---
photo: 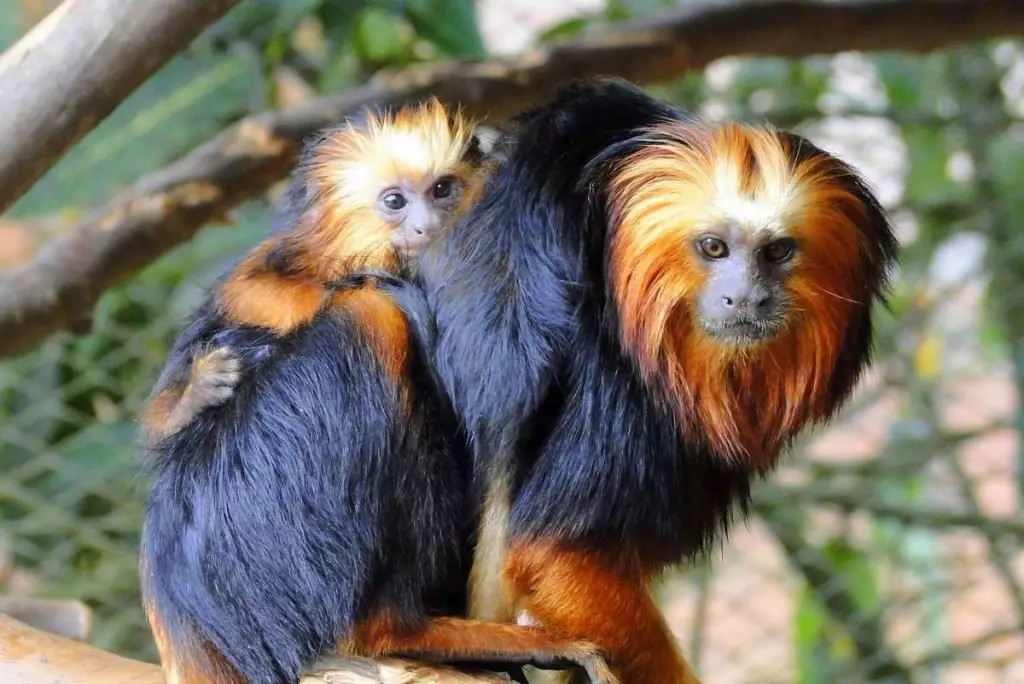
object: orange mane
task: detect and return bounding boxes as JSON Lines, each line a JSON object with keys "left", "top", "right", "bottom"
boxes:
{"left": 607, "top": 122, "right": 888, "bottom": 470}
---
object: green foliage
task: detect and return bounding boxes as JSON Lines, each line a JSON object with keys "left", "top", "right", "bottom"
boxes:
{"left": 405, "top": 0, "right": 485, "bottom": 59}
{"left": 794, "top": 539, "right": 882, "bottom": 683}
{"left": 9, "top": 53, "right": 262, "bottom": 217}
{"left": 0, "top": 3, "right": 20, "bottom": 51}
{"left": 353, "top": 7, "right": 416, "bottom": 64}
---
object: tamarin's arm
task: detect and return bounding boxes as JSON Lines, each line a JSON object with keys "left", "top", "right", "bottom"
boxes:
{"left": 139, "top": 295, "right": 269, "bottom": 444}
{"left": 140, "top": 345, "right": 241, "bottom": 443}
{"left": 350, "top": 613, "right": 617, "bottom": 684}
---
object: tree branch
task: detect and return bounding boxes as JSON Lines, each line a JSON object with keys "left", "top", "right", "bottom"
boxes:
{"left": 754, "top": 482, "right": 1024, "bottom": 538}
{"left": 1, "top": 0, "right": 1023, "bottom": 358}
{"left": 0, "top": 0, "right": 244, "bottom": 219}
{"left": 0, "top": 596, "right": 92, "bottom": 641}
{"left": 0, "top": 615, "right": 518, "bottom": 684}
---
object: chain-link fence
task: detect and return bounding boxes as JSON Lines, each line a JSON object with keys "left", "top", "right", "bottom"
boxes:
{"left": 1, "top": 2, "right": 1023, "bottom": 682}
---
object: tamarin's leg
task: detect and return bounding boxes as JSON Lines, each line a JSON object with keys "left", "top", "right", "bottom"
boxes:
{"left": 504, "top": 540, "right": 702, "bottom": 684}
{"left": 141, "top": 346, "right": 241, "bottom": 442}
{"left": 144, "top": 601, "right": 243, "bottom": 684}
{"left": 351, "top": 613, "right": 619, "bottom": 684}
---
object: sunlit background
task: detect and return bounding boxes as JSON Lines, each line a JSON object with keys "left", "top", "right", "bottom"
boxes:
{"left": 1, "top": 1, "right": 1022, "bottom": 682}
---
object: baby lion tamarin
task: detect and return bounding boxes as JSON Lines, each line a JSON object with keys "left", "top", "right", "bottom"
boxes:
{"left": 140, "top": 101, "right": 483, "bottom": 444}
{"left": 139, "top": 100, "right": 613, "bottom": 684}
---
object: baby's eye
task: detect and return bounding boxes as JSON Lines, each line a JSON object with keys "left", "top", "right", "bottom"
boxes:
{"left": 381, "top": 192, "right": 407, "bottom": 211}
{"left": 432, "top": 176, "right": 458, "bottom": 200}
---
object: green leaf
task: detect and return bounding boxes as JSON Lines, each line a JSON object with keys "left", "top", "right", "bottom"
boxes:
{"left": 901, "top": 128, "right": 961, "bottom": 211}
{"left": 353, "top": 7, "right": 412, "bottom": 64}
{"left": 603, "top": 0, "right": 634, "bottom": 22}
{"left": 821, "top": 539, "right": 879, "bottom": 611}
{"left": 872, "top": 53, "right": 926, "bottom": 111}
{"left": 794, "top": 589, "right": 835, "bottom": 684}
{"left": 318, "top": 0, "right": 367, "bottom": 35}
{"left": 538, "top": 17, "right": 593, "bottom": 44}
{"left": 793, "top": 57, "right": 833, "bottom": 108}
{"left": 873, "top": 52, "right": 949, "bottom": 113}
{"left": 602, "top": 0, "right": 675, "bottom": 22}
{"left": 198, "top": 0, "right": 318, "bottom": 51}
{"left": 405, "top": 0, "right": 485, "bottom": 59}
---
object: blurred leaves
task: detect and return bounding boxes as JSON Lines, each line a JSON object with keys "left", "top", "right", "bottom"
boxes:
{"left": 353, "top": 7, "right": 416, "bottom": 64}
{"left": 913, "top": 335, "right": 943, "bottom": 381}
{"left": 794, "top": 539, "right": 882, "bottom": 683}
{"left": 8, "top": 53, "right": 262, "bottom": 217}
{"left": 405, "top": 0, "right": 485, "bottom": 59}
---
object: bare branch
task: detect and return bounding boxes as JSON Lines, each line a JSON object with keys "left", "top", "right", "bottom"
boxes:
{"left": 0, "top": 0, "right": 244, "bottom": 217}
{"left": 0, "top": 596, "right": 92, "bottom": 641}
{"left": 755, "top": 483, "right": 1024, "bottom": 538}
{"left": 1, "top": 0, "right": 1023, "bottom": 358}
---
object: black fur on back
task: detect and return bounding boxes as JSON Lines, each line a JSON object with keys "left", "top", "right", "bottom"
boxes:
{"left": 140, "top": 285, "right": 472, "bottom": 683}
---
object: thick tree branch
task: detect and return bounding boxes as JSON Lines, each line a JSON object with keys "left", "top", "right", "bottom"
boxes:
{"left": 0, "top": 0, "right": 244, "bottom": 217}
{"left": 2, "top": 0, "right": 1024, "bottom": 358}
{"left": 0, "top": 615, "right": 519, "bottom": 684}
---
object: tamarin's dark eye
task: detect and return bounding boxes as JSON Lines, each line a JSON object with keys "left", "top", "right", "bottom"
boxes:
{"left": 698, "top": 236, "right": 729, "bottom": 260}
{"left": 381, "top": 192, "right": 407, "bottom": 211}
{"left": 432, "top": 177, "right": 456, "bottom": 200}
{"left": 763, "top": 238, "right": 796, "bottom": 264}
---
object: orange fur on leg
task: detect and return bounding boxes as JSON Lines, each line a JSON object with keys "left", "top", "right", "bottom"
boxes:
{"left": 504, "top": 540, "right": 701, "bottom": 684}
{"left": 140, "top": 387, "right": 182, "bottom": 439}
{"left": 348, "top": 613, "right": 617, "bottom": 683}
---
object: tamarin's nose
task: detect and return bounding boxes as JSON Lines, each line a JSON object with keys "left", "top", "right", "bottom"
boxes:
{"left": 722, "top": 288, "right": 773, "bottom": 312}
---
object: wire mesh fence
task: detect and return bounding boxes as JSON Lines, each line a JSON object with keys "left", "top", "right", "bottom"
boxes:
{"left": 1, "top": 2, "right": 1023, "bottom": 683}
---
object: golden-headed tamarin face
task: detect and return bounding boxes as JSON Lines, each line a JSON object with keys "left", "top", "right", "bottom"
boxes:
{"left": 298, "top": 98, "right": 483, "bottom": 272}
{"left": 607, "top": 121, "right": 894, "bottom": 467}
{"left": 608, "top": 122, "right": 885, "bottom": 351}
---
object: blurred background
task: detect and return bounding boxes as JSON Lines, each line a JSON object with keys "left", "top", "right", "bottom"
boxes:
{"left": 1, "top": 1, "right": 1022, "bottom": 682}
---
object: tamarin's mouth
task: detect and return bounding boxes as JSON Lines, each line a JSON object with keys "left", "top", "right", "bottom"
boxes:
{"left": 702, "top": 317, "right": 783, "bottom": 344}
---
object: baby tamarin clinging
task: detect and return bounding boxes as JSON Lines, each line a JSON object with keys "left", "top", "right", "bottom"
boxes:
{"left": 139, "top": 100, "right": 614, "bottom": 684}
{"left": 140, "top": 101, "right": 490, "bottom": 443}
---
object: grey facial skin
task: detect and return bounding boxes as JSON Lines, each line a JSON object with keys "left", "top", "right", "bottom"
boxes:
{"left": 380, "top": 175, "right": 462, "bottom": 257}
{"left": 693, "top": 223, "right": 798, "bottom": 344}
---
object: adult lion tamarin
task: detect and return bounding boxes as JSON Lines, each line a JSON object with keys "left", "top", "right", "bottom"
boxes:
{"left": 138, "top": 100, "right": 613, "bottom": 684}
{"left": 393, "top": 78, "right": 899, "bottom": 683}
